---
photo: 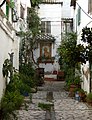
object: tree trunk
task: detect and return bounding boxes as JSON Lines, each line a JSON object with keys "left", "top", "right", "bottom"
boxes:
{"left": 31, "top": 49, "right": 39, "bottom": 68}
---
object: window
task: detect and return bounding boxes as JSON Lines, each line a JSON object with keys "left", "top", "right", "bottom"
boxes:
{"left": 64, "top": 22, "right": 73, "bottom": 33}
{"left": 62, "top": 19, "right": 73, "bottom": 34}
{"left": 88, "top": 0, "right": 92, "bottom": 14}
{"left": 20, "top": 4, "right": 25, "bottom": 19}
{"left": 12, "top": 8, "right": 18, "bottom": 22}
{"left": 41, "top": 21, "right": 51, "bottom": 34}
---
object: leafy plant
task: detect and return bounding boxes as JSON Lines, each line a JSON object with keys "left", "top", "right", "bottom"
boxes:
{"left": 58, "top": 32, "right": 86, "bottom": 89}
{"left": 0, "top": 91, "right": 24, "bottom": 120}
{"left": 19, "top": 83, "right": 31, "bottom": 96}
{"left": 73, "top": 76, "right": 82, "bottom": 86}
{"left": 6, "top": 72, "right": 32, "bottom": 96}
{"left": 58, "top": 32, "right": 86, "bottom": 69}
{"left": 19, "top": 63, "right": 36, "bottom": 88}
{"left": 2, "top": 59, "right": 12, "bottom": 78}
{"left": 19, "top": 7, "right": 41, "bottom": 67}
{"left": 19, "top": 63, "right": 35, "bottom": 77}
{"left": 6, "top": 74, "right": 23, "bottom": 92}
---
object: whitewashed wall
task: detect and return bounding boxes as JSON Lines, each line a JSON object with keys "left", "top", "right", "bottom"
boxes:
{"left": 62, "top": 0, "right": 73, "bottom": 18}
{"left": 0, "top": 15, "right": 19, "bottom": 99}
{"left": 73, "top": 0, "right": 92, "bottom": 93}
{"left": 0, "top": 0, "right": 31, "bottom": 100}
{"left": 36, "top": 3, "right": 62, "bottom": 73}
{"left": 35, "top": 1, "right": 73, "bottom": 73}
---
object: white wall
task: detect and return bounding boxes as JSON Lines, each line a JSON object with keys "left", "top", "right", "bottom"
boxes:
{"left": 36, "top": 4, "right": 62, "bottom": 72}
{"left": 35, "top": 1, "right": 73, "bottom": 73}
{"left": 73, "top": 0, "right": 92, "bottom": 93}
{"left": 39, "top": 3, "right": 62, "bottom": 43}
{"left": 0, "top": 18, "right": 19, "bottom": 99}
{"left": 62, "top": 0, "right": 73, "bottom": 18}
{"left": 13, "top": 0, "right": 31, "bottom": 32}
{"left": 0, "top": 0, "right": 31, "bottom": 100}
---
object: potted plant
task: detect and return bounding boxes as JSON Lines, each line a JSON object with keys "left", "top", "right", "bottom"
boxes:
{"left": 78, "top": 89, "right": 86, "bottom": 102}
{"left": 20, "top": 83, "right": 31, "bottom": 97}
{"left": 68, "top": 75, "right": 82, "bottom": 97}
{"left": 74, "top": 88, "right": 87, "bottom": 102}
{"left": 6, "top": 0, "right": 10, "bottom": 3}
{"left": 69, "top": 84, "right": 77, "bottom": 97}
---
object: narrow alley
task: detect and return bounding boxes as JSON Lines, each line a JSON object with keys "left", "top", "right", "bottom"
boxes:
{"left": 13, "top": 81, "right": 92, "bottom": 120}
{"left": 1, "top": 0, "right": 92, "bottom": 120}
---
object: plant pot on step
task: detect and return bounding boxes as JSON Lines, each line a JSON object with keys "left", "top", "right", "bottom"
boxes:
{"left": 79, "top": 92, "right": 86, "bottom": 102}
{"left": 69, "top": 84, "right": 77, "bottom": 97}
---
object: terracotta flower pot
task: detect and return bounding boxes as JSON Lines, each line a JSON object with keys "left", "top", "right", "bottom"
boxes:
{"left": 6, "top": 0, "right": 10, "bottom": 3}
{"left": 79, "top": 92, "right": 86, "bottom": 102}
{"left": 69, "top": 84, "right": 77, "bottom": 97}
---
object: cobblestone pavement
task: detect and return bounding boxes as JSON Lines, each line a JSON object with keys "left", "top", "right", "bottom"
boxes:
{"left": 14, "top": 81, "right": 92, "bottom": 120}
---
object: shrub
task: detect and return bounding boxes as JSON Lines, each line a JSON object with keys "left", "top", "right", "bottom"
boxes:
{"left": 6, "top": 72, "right": 33, "bottom": 96}
{"left": 6, "top": 72, "right": 23, "bottom": 92}
{"left": 19, "top": 73, "right": 36, "bottom": 88}
{"left": 19, "top": 63, "right": 36, "bottom": 88}
{"left": 19, "top": 63, "right": 35, "bottom": 77}
{"left": 0, "top": 91, "right": 24, "bottom": 119}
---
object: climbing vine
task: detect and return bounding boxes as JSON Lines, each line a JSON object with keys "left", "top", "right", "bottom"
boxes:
{"left": 19, "top": 7, "right": 41, "bottom": 67}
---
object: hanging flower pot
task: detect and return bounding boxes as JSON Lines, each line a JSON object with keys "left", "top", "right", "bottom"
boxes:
{"left": 6, "top": 0, "right": 10, "bottom": 3}
{"left": 6, "top": 0, "right": 14, "bottom": 8}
